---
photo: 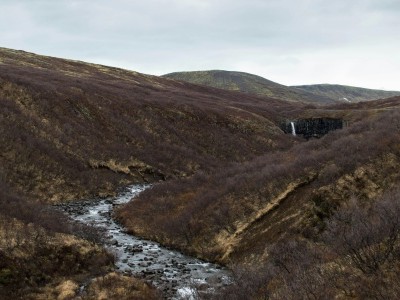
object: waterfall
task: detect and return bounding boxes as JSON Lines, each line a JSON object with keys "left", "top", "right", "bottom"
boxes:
{"left": 290, "top": 122, "right": 296, "bottom": 136}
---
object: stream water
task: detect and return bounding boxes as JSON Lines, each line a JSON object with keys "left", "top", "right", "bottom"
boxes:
{"left": 59, "top": 185, "right": 231, "bottom": 299}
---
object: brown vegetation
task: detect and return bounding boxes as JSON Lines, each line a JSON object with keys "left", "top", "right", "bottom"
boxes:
{"left": 83, "top": 272, "right": 160, "bottom": 300}
{"left": 0, "top": 47, "right": 302, "bottom": 299}
{"left": 216, "top": 189, "right": 400, "bottom": 299}
{"left": 0, "top": 47, "right": 305, "bottom": 203}
{"left": 0, "top": 183, "right": 115, "bottom": 299}
{"left": 2, "top": 47, "right": 400, "bottom": 298}
{"left": 163, "top": 70, "right": 336, "bottom": 104}
{"left": 117, "top": 108, "right": 400, "bottom": 266}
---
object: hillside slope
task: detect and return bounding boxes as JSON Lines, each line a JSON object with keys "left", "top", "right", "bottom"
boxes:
{"left": 0, "top": 47, "right": 303, "bottom": 203}
{"left": 163, "top": 70, "right": 336, "bottom": 104}
{"left": 0, "top": 47, "right": 304, "bottom": 298}
{"left": 293, "top": 83, "right": 400, "bottom": 102}
{"left": 118, "top": 99, "right": 400, "bottom": 261}
{"left": 117, "top": 97, "right": 400, "bottom": 298}
{"left": 3, "top": 47, "right": 400, "bottom": 299}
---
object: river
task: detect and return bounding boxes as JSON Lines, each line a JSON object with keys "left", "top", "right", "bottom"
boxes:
{"left": 59, "top": 185, "right": 231, "bottom": 299}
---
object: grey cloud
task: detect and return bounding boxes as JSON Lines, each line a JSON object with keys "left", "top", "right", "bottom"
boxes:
{"left": 1, "top": 0, "right": 399, "bottom": 90}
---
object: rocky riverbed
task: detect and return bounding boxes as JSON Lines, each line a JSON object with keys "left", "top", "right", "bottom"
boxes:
{"left": 59, "top": 185, "right": 231, "bottom": 299}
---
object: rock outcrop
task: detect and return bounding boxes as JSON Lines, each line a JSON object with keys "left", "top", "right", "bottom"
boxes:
{"left": 282, "top": 118, "right": 343, "bottom": 138}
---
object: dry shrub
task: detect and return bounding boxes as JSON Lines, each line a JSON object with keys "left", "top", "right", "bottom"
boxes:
{"left": 218, "top": 189, "right": 400, "bottom": 299}
{"left": 83, "top": 272, "right": 160, "bottom": 300}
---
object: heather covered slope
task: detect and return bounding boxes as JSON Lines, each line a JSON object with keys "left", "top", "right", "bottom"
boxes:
{"left": 3, "top": 47, "right": 400, "bottom": 299}
{"left": 0, "top": 48, "right": 301, "bottom": 203}
{"left": 117, "top": 97, "right": 400, "bottom": 298}
{"left": 293, "top": 83, "right": 400, "bottom": 102}
{"left": 117, "top": 105, "right": 400, "bottom": 261}
{"left": 0, "top": 47, "right": 304, "bottom": 298}
{"left": 163, "top": 70, "right": 336, "bottom": 104}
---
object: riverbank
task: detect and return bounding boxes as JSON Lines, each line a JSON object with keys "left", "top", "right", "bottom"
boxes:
{"left": 59, "top": 185, "right": 231, "bottom": 299}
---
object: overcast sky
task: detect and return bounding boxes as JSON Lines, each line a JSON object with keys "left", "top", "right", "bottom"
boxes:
{"left": 1, "top": 0, "right": 400, "bottom": 90}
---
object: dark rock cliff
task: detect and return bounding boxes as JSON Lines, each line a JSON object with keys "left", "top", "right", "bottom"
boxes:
{"left": 282, "top": 118, "right": 343, "bottom": 138}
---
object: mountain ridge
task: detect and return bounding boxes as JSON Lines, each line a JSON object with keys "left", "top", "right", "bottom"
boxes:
{"left": 163, "top": 70, "right": 400, "bottom": 104}
{"left": 293, "top": 83, "right": 400, "bottom": 102}
{"left": 163, "top": 70, "right": 336, "bottom": 104}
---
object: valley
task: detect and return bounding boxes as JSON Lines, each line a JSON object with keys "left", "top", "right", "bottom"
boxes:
{"left": 59, "top": 185, "right": 230, "bottom": 299}
{"left": 1, "top": 48, "right": 400, "bottom": 299}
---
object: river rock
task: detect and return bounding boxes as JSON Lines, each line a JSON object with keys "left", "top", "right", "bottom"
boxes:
{"left": 59, "top": 184, "right": 231, "bottom": 299}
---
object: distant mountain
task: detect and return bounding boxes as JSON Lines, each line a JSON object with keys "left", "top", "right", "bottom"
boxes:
{"left": 163, "top": 70, "right": 336, "bottom": 104}
{"left": 292, "top": 84, "right": 400, "bottom": 103}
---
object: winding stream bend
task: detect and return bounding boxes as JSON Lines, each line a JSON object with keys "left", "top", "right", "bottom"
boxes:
{"left": 60, "top": 185, "right": 231, "bottom": 299}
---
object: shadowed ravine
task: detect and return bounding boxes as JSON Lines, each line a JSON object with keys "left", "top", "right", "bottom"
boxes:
{"left": 59, "top": 185, "right": 231, "bottom": 299}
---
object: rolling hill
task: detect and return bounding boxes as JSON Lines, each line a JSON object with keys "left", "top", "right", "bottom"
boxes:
{"left": 293, "top": 83, "right": 400, "bottom": 102}
{"left": 163, "top": 70, "right": 336, "bottom": 104}
{"left": 0, "top": 47, "right": 302, "bottom": 298}
{"left": 164, "top": 70, "right": 400, "bottom": 105}
{"left": 0, "top": 47, "right": 305, "bottom": 203}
